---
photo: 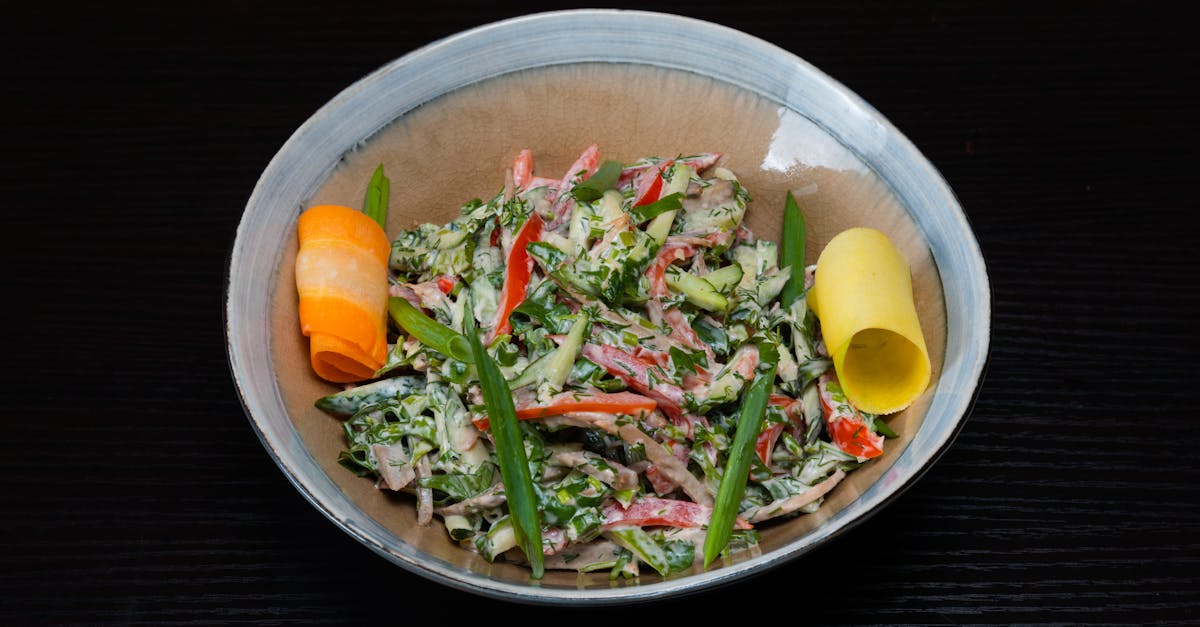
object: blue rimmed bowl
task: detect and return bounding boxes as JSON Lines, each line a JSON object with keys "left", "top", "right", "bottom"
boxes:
{"left": 226, "top": 9, "right": 989, "bottom": 605}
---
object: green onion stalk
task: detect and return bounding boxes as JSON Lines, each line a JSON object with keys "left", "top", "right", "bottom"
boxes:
{"left": 364, "top": 164, "right": 389, "bottom": 230}
{"left": 463, "top": 313, "right": 545, "bottom": 578}
{"left": 387, "top": 297, "right": 473, "bottom": 363}
{"left": 703, "top": 338, "right": 780, "bottom": 567}
{"left": 779, "top": 190, "right": 806, "bottom": 308}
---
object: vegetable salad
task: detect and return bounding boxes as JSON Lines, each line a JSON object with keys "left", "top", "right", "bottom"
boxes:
{"left": 311, "top": 145, "right": 895, "bottom": 578}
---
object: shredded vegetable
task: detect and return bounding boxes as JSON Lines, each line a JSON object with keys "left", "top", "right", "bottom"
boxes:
{"left": 307, "top": 147, "right": 909, "bottom": 577}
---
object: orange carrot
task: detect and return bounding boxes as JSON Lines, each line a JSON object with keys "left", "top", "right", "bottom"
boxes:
{"left": 295, "top": 204, "right": 390, "bottom": 383}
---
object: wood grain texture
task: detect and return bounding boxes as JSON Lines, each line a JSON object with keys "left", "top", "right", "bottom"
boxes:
{"left": 2, "top": 1, "right": 1196, "bottom": 624}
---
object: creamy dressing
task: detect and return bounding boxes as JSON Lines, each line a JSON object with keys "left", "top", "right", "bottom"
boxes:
{"left": 277, "top": 61, "right": 945, "bottom": 582}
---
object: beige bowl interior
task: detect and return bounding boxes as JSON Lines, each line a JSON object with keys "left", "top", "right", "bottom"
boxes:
{"left": 268, "top": 63, "right": 944, "bottom": 589}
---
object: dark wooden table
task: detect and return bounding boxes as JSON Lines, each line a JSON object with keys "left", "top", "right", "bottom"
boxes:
{"left": 5, "top": 2, "right": 1196, "bottom": 624}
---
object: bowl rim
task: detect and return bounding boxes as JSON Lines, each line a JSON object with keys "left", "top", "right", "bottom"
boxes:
{"left": 226, "top": 8, "right": 991, "bottom": 604}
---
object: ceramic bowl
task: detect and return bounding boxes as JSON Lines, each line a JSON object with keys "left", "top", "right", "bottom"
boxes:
{"left": 226, "top": 9, "right": 989, "bottom": 604}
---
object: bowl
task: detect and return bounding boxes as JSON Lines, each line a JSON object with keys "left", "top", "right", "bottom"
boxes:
{"left": 225, "top": 9, "right": 990, "bottom": 604}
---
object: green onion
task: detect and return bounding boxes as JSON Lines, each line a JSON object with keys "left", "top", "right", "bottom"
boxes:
{"left": 571, "top": 159, "right": 623, "bottom": 202}
{"left": 628, "top": 192, "right": 683, "bottom": 224}
{"left": 363, "top": 164, "right": 389, "bottom": 230}
{"left": 386, "top": 297, "right": 472, "bottom": 363}
{"left": 779, "top": 190, "right": 807, "bottom": 308}
{"left": 463, "top": 313, "right": 545, "bottom": 578}
{"left": 703, "top": 339, "right": 780, "bottom": 567}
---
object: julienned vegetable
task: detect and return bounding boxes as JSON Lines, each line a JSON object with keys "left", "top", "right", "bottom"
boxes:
{"left": 486, "top": 211, "right": 543, "bottom": 344}
{"left": 308, "top": 147, "right": 909, "bottom": 578}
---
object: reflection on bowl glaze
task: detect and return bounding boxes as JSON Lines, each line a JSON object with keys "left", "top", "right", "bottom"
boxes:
{"left": 762, "top": 107, "right": 871, "bottom": 175}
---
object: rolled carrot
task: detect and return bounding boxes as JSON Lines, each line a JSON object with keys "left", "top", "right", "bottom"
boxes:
{"left": 295, "top": 204, "right": 390, "bottom": 383}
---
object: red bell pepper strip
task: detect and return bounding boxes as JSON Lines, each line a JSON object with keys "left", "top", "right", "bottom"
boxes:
{"left": 644, "top": 465, "right": 677, "bottom": 496}
{"left": 602, "top": 496, "right": 752, "bottom": 530}
{"left": 472, "top": 391, "right": 658, "bottom": 430}
{"left": 512, "top": 149, "right": 533, "bottom": 189}
{"left": 617, "top": 152, "right": 722, "bottom": 188}
{"left": 646, "top": 241, "right": 697, "bottom": 298}
{"left": 526, "top": 176, "right": 560, "bottom": 191}
{"left": 515, "top": 391, "right": 657, "bottom": 420}
{"left": 435, "top": 275, "right": 457, "bottom": 295}
{"left": 755, "top": 424, "right": 783, "bottom": 466}
{"left": 485, "top": 212, "right": 543, "bottom": 345}
{"left": 545, "top": 144, "right": 600, "bottom": 230}
{"left": 663, "top": 307, "right": 716, "bottom": 364}
{"left": 560, "top": 144, "right": 600, "bottom": 190}
{"left": 768, "top": 393, "right": 797, "bottom": 408}
{"left": 818, "top": 372, "right": 884, "bottom": 459}
{"left": 756, "top": 394, "right": 803, "bottom": 464}
{"left": 631, "top": 345, "right": 670, "bottom": 368}
{"left": 581, "top": 343, "right": 685, "bottom": 419}
{"left": 631, "top": 165, "right": 664, "bottom": 207}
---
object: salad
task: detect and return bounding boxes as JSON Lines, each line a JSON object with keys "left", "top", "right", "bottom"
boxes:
{"left": 301, "top": 145, "right": 898, "bottom": 579}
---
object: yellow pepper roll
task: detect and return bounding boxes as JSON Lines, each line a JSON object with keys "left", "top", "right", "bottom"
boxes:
{"left": 295, "top": 204, "right": 391, "bottom": 383}
{"left": 809, "top": 227, "right": 930, "bottom": 415}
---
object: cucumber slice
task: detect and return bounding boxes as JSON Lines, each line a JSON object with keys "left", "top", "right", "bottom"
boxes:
{"left": 314, "top": 375, "right": 426, "bottom": 416}
{"left": 665, "top": 266, "right": 728, "bottom": 312}
{"left": 509, "top": 313, "right": 589, "bottom": 391}
{"left": 703, "top": 264, "right": 744, "bottom": 293}
{"left": 476, "top": 517, "right": 518, "bottom": 562}
{"left": 645, "top": 163, "right": 694, "bottom": 245}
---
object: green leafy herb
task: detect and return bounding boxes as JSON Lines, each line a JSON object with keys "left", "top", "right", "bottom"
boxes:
{"left": 628, "top": 192, "right": 683, "bottom": 224}
{"left": 693, "top": 317, "right": 730, "bottom": 358}
{"left": 871, "top": 414, "right": 899, "bottom": 438}
{"left": 510, "top": 280, "right": 574, "bottom": 334}
{"left": 663, "top": 538, "right": 696, "bottom": 573}
{"left": 571, "top": 159, "right": 623, "bottom": 202}
{"left": 418, "top": 464, "right": 495, "bottom": 502}
{"left": 463, "top": 313, "right": 544, "bottom": 578}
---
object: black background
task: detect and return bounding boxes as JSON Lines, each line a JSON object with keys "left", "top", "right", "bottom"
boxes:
{"left": 4, "top": 1, "right": 1197, "bottom": 624}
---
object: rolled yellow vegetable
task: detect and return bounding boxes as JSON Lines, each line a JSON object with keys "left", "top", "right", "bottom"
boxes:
{"left": 809, "top": 227, "right": 930, "bottom": 415}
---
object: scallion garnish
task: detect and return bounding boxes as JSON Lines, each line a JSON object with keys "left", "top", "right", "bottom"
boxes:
{"left": 363, "top": 164, "right": 389, "bottom": 230}
{"left": 386, "top": 297, "right": 472, "bottom": 363}
{"left": 779, "top": 190, "right": 807, "bottom": 308}
{"left": 463, "top": 312, "right": 545, "bottom": 578}
{"left": 703, "top": 339, "right": 780, "bottom": 567}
